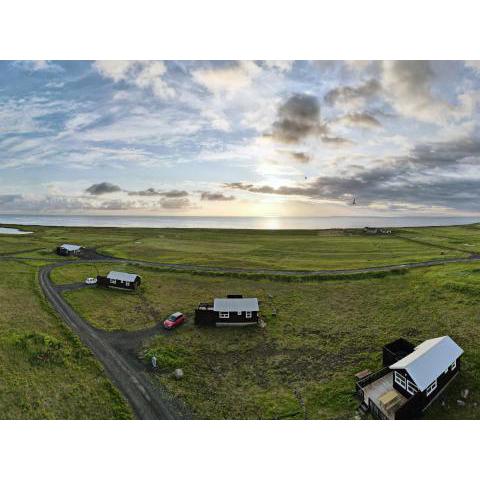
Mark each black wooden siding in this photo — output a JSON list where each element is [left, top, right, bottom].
[[194, 305, 259, 326], [96, 275, 141, 291]]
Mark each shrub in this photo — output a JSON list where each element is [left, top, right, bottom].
[[13, 332, 67, 366]]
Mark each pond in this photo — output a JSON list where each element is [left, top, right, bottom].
[[0, 227, 32, 235]]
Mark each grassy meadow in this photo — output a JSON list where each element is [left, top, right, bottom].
[[0, 259, 133, 419], [98, 227, 473, 270], [52, 259, 480, 420], [3, 222, 480, 419]]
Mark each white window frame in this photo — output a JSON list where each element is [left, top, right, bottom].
[[238, 311, 242, 315], [111, 279, 117, 285], [394, 371, 407, 389], [245, 311, 252, 319], [450, 360, 457, 370], [219, 312, 229, 319], [426, 379, 437, 396], [125, 281, 130, 287], [406, 380, 418, 395]]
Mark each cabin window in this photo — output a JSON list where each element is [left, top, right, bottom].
[[406, 380, 418, 395], [219, 312, 229, 319], [394, 371, 407, 389], [246, 311, 252, 319], [426, 380, 437, 396], [125, 282, 130, 287], [111, 279, 117, 285], [238, 311, 242, 315], [450, 360, 457, 370]]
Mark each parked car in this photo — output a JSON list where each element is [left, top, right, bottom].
[[85, 277, 97, 285], [163, 312, 186, 329]]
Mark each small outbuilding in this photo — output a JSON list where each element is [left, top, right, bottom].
[[356, 336, 463, 419], [56, 244, 82, 256], [195, 294, 259, 326], [97, 271, 141, 291]]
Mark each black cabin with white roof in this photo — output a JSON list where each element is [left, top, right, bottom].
[[195, 294, 259, 326], [356, 336, 463, 419], [97, 271, 141, 290], [56, 244, 82, 256], [390, 336, 463, 406]]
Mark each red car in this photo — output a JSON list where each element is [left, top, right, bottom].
[[163, 312, 186, 329]]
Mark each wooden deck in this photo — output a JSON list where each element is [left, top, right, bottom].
[[361, 372, 407, 419]]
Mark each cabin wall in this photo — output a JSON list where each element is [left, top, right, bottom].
[[215, 311, 259, 324], [382, 339, 415, 367], [96, 275, 139, 290], [194, 308, 216, 326], [392, 357, 461, 416]]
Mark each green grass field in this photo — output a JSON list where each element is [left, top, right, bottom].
[[4, 222, 480, 419], [98, 228, 472, 270], [0, 259, 133, 419], [52, 259, 480, 419], [4, 222, 480, 271]]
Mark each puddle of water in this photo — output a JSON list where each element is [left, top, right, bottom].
[[0, 227, 32, 235]]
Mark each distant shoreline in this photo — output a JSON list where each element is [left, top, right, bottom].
[[0, 214, 478, 230]]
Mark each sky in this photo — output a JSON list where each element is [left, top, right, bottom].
[[1, 60, 480, 217]]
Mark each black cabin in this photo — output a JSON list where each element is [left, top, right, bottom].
[[97, 271, 141, 291], [56, 244, 82, 256], [356, 336, 463, 420], [195, 294, 259, 326]]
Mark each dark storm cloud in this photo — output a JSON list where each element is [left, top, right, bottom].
[[128, 188, 189, 198], [269, 93, 327, 143], [200, 192, 235, 201], [324, 79, 381, 106], [226, 137, 480, 209], [85, 182, 122, 195]]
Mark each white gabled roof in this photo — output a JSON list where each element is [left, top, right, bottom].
[[107, 271, 139, 283], [390, 336, 463, 391], [213, 298, 259, 312], [60, 244, 82, 251]]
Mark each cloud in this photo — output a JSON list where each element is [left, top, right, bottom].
[[334, 112, 381, 129], [192, 61, 261, 94], [128, 188, 189, 198], [0, 194, 22, 204], [321, 136, 352, 145], [163, 189, 189, 198], [465, 60, 480, 74], [85, 182, 122, 195], [269, 93, 326, 143], [381, 61, 451, 123], [159, 197, 191, 209], [289, 152, 311, 163], [264, 60, 294, 72], [325, 79, 381, 107], [14, 61, 63, 73], [94, 61, 175, 99], [200, 192, 235, 201], [226, 136, 480, 210]]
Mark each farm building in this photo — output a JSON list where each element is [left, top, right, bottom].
[[96, 271, 141, 291], [195, 294, 259, 326], [56, 244, 82, 256], [356, 336, 463, 420]]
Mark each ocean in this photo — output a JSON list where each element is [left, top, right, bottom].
[[0, 214, 478, 230]]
